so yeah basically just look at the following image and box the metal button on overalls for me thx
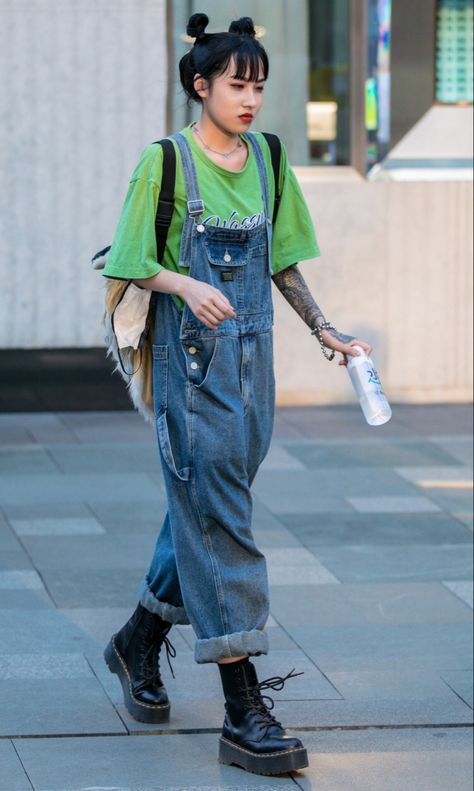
[138,130,276,666]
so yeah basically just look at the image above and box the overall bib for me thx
[137,131,276,664]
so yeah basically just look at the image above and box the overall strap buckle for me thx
[187,199,205,218]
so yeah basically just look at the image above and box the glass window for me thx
[307,0,350,165]
[436,0,473,103]
[366,0,392,169]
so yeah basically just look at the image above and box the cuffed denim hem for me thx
[194,628,269,664]
[137,575,190,625]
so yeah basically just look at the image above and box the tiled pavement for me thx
[0,404,472,791]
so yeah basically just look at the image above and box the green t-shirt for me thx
[102,123,321,310]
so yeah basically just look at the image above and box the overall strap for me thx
[171,132,205,223]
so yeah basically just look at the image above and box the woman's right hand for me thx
[180,277,236,330]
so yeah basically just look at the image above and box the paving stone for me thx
[307,544,473,583]
[394,464,473,485]
[252,468,417,515]
[394,404,472,435]
[278,511,472,545]
[276,404,408,439]
[0,588,54,609]
[0,424,33,445]
[251,497,294,530]
[67,423,155,445]
[440,669,473,709]
[253,527,305,548]
[292,727,474,790]
[0,608,96,654]
[0,740,31,791]
[264,545,339,580]
[267,624,302,650]
[0,677,125,737]
[10,516,105,535]
[60,607,191,653]
[423,487,473,516]
[0,448,60,474]
[48,442,161,474]
[274,694,473,728]
[258,443,306,470]
[20,533,156,570]
[283,623,473,671]
[264,547,326,566]
[87,497,168,534]
[2,501,92,520]
[26,415,78,445]
[0,570,44,589]
[13,733,298,791]
[268,582,473,626]
[0,549,36,570]
[456,512,474,530]
[286,441,461,469]
[0,514,21,550]
[0,652,93,680]
[40,568,147,608]
[442,580,473,609]
[323,667,468,703]
[268,563,340,585]
[0,472,161,504]
[347,495,442,513]
[429,435,473,466]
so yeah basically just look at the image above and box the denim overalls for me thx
[137,131,276,664]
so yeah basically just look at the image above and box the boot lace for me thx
[242,667,304,732]
[140,622,176,684]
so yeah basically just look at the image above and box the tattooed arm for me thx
[272,263,372,365]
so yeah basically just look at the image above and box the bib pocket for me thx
[152,344,191,482]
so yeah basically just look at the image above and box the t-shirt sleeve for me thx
[102,144,166,281]
[271,141,321,274]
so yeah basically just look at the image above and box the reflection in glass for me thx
[307,0,350,165]
[366,0,392,169]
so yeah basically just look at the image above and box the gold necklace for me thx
[192,123,243,159]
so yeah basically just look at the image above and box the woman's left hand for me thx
[320,330,373,366]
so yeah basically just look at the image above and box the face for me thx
[194,56,266,133]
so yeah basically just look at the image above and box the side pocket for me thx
[152,344,191,482]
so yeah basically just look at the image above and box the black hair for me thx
[179,12,269,106]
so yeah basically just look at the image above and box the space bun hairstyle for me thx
[179,12,269,106]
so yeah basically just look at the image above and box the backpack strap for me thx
[137,137,177,349]
[151,138,176,261]
[261,132,282,225]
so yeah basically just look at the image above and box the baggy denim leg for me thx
[137,512,191,625]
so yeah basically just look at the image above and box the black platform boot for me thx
[217,657,309,775]
[103,602,176,723]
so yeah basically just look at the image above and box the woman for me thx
[103,12,372,777]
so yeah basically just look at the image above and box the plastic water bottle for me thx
[346,345,392,426]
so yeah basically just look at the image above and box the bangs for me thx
[217,39,268,82]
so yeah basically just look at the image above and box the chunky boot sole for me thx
[104,637,171,724]
[218,735,309,775]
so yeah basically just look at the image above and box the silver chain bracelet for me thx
[311,321,337,361]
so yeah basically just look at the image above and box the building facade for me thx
[0,0,472,406]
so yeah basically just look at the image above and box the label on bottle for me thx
[367,366,381,386]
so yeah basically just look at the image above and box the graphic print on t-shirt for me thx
[203,210,264,230]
